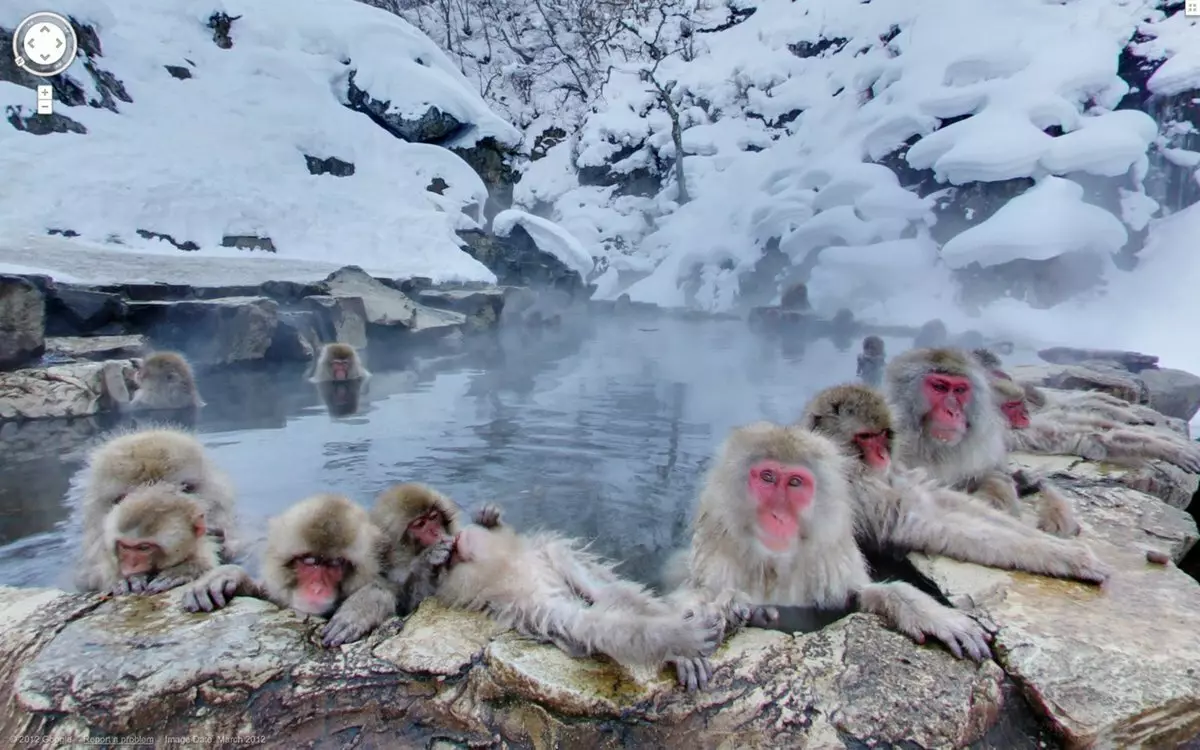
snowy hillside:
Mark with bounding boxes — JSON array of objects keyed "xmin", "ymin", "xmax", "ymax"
[
  {"xmin": 478, "ymin": 0, "xmax": 1200, "ymax": 318},
  {"xmin": 0, "ymin": 0, "xmax": 527, "ymax": 283}
]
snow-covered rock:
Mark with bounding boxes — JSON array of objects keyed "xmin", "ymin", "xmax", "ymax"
[
  {"xmin": 492, "ymin": 209, "xmax": 595, "ymax": 279},
  {"xmin": 0, "ymin": 0, "xmax": 526, "ymax": 284}
]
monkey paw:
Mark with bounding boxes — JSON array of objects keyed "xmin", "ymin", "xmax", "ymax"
[
  {"xmin": 906, "ymin": 611, "xmax": 992, "ymax": 662},
  {"xmin": 425, "ymin": 536, "xmax": 455, "ymax": 567},
  {"xmin": 144, "ymin": 575, "xmax": 193, "ymax": 595},
  {"xmin": 109, "ymin": 574, "xmax": 152, "ymax": 597},
  {"xmin": 473, "ymin": 504, "xmax": 502, "ymax": 528},
  {"xmin": 1173, "ymin": 446, "xmax": 1200, "ymax": 474},
  {"xmin": 181, "ymin": 573, "xmax": 240, "ymax": 613},
  {"xmin": 1037, "ymin": 509, "xmax": 1081, "ymax": 538},
  {"xmin": 1064, "ymin": 545, "xmax": 1113, "ymax": 585},
  {"xmin": 671, "ymin": 656, "xmax": 713, "ymax": 692},
  {"xmin": 320, "ymin": 615, "xmax": 370, "ymax": 648}
]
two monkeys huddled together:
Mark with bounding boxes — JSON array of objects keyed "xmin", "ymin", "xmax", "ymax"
[{"xmin": 78, "ymin": 339, "xmax": 1198, "ymax": 691}]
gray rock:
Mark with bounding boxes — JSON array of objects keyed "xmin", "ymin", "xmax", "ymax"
[
  {"xmin": 416, "ymin": 287, "xmax": 506, "ymax": 332},
  {"xmin": 125, "ymin": 297, "xmax": 279, "ymax": 366},
  {"xmin": 342, "ymin": 70, "xmax": 464, "ymax": 143},
  {"xmin": 320, "ymin": 267, "xmax": 464, "ymax": 335},
  {"xmin": 0, "ymin": 360, "xmax": 135, "ymax": 421},
  {"xmin": 0, "ymin": 276, "xmax": 45, "ymax": 370},
  {"xmin": 44, "ymin": 336, "xmax": 148, "ymax": 363},
  {"xmin": 1139, "ymin": 367, "xmax": 1200, "ymax": 421},
  {"xmin": 45, "ymin": 285, "xmax": 127, "ymax": 336},
  {"xmin": 1009, "ymin": 363, "xmax": 1148, "ymax": 405},
  {"xmin": 265, "ymin": 311, "xmax": 320, "ymax": 361},
  {"xmin": 1037, "ymin": 346, "xmax": 1159, "ymax": 373},
  {"xmin": 302, "ymin": 295, "xmax": 368, "ymax": 349}
]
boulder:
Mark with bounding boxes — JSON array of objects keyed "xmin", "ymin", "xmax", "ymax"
[
  {"xmin": 0, "ymin": 360, "xmax": 135, "ymax": 421},
  {"xmin": 125, "ymin": 297, "xmax": 279, "ymax": 367},
  {"xmin": 43, "ymin": 335, "xmax": 149, "ymax": 363},
  {"xmin": 320, "ymin": 267, "xmax": 465, "ymax": 336},
  {"xmin": 416, "ymin": 287, "xmax": 507, "ymax": 333},
  {"xmin": 1037, "ymin": 347, "xmax": 1159, "ymax": 373},
  {"xmin": 43, "ymin": 284, "xmax": 128, "ymax": 336},
  {"xmin": 456, "ymin": 229, "xmax": 585, "ymax": 294},
  {"xmin": 1139, "ymin": 368, "xmax": 1200, "ymax": 422},
  {"xmin": 301, "ymin": 295, "xmax": 368, "ymax": 349},
  {"xmin": 1009, "ymin": 364, "xmax": 1148, "ymax": 405},
  {"xmin": 266, "ymin": 310, "xmax": 321, "ymax": 361},
  {"xmin": 913, "ymin": 452, "xmax": 1200, "ymax": 749},
  {"xmin": 0, "ymin": 276, "xmax": 45, "ymax": 370}
]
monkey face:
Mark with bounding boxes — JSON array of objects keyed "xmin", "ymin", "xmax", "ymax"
[
  {"xmin": 746, "ymin": 460, "xmax": 814, "ymax": 552},
  {"xmin": 921, "ymin": 374, "xmax": 971, "ymax": 443},
  {"xmin": 853, "ymin": 431, "xmax": 891, "ymax": 471},
  {"xmin": 290, "ymin": 554, "xmax": 350, "ymax": 615},
  {"xmin": 330, "ymin": 358, "xmax": 351, "ymax": 380},
  {"xmin": 116, "ymin": 539, "xmax": 160, "ymax": 576},
  {"xmin": 406, "ymin": 510, "xmax": 446, "ymax": 548},
  {"xmin": 1000, "ymin": 400, "xmax": 1030, "ymax": 429}
]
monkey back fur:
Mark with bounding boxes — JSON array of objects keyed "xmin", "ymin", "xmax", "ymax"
[{"xmin": 801, "ymin": 383, "xmax": 895, "ymax": 460}]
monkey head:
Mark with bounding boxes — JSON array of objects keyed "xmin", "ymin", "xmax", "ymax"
[
  {"xmin": 324, "ymin": 343, "xmax": 357, "ymax": 381},
  {"xmin": 264, "ymin": 494, "xmax": 381, "ymax": 616},
  {"xmin": 862, "ymin": 335, "xmax": 885, "ymax": 357},
  {"xmin": 990, "ymin": 377, "xmax": 1030, "ymax": 429},
  {"xmin": 801, "ymin": 384, "xmax": 894, "ymax": 473},
  {"xmin": 86, "ymin": 428, "xmax": 214, "ymax": 507},
  {"xmin": 970, "ymin": 348, "xmax": 1003, "ymax": 372},
  {"xmin": 913, "ymin": 319, "xmax": 948, "ymax": 348},
  {"xmin": 706, "ymin": 422, "xmax": 851, "ymax": 554},
  {"xmin": 886, "ymin": 348, "xmax": 992, "ymax": 447},
  {"xmin": 371, "ymin": 483, "xmax": 462, "ymax": 551},
  {"xmin": 135, "ymin": 351, "xmax": 196, "ymax": 389},
  {"xmin": 104, "ymin": 484, "xmax": 206, "ymax": 577}
]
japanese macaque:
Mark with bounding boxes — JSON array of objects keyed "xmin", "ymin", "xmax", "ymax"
[
  {"xmin": 799, "ymin": 383, "xmax": 1109, "ymax": 578},
  {"xmin": 885, "ymin": 348, "xmax": 1020, "ymax": 516},
  {"xmin": 371, "ymin": 483, "xmax": 466, "ymax": 614},
  {"xmin": 317, "ymin": 380, "xmax": 366, "ymax": 418},
  {"xmin": 857, "ymin": 336, "xmax": 886, "ymax": 388},
  {"xmin": 991, "ymin": 377, "xmax": 1200, "ymax": 474},
  {"xmin": 127, "ymin": 351, "xmax": 204, "ymax": 411},
  {"xmin": 668, "ymin": 422, "xmax": 993, "ymax": 664},
  {"xmin": 97, "ymin": 484, "xmax": 221, "ymax": 596},
  {"xmin": 77, "ymin": 427, "xmax": 238, "ymax": 592},
  {"xmin": 436, "ymin": 506, "xmax": 722, "ymax": 690},
  {"xmin": 779, "ymin": 282, "xmax": 810, "ymax": 311},
  {"xmin": 311, "ymin": 343, "xmax": 370, "ymax": 383},
  {"xmin": 913, "ymin": 319, "xmax": 948, "ymax": 349},
  {"xmin": 182, "ymin": 494, "xmax": 396, "ymax": 647}
]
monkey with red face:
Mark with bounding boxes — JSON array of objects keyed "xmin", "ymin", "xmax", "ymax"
[
  {"xmin": 885, "ymin": 348, "xmax": 1020, "ymax": 516},
  {"xmin": 666, "ymin": 422, "xmax": 994, "ymax": 666},
  {"xmin": 182, "ymin": 494, "xmax": 396, "ymax": 647},
  {"xmin": 311, "ymin": 343, "xmax": 370, "ymax": 383},
  {"xmin": 800, "ymin": 383, "xmax": 1109, "ymax": 580}
]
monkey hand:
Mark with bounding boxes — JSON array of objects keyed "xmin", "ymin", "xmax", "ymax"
[
  {"xmin": 1168, "ymin": 442, "xmax": 1200, "ymax": 474},
  {"xmin": 671, "ymin": 656, "xmax": 713, "ymax": 692},
  {"xmin": 321, "ymin": 612, "xmax": 372, "ymax": 648},
  {"xmin": 181, "ymin": 565, "xmax": 245, "ymax": 613},
  {"xmin": 900, "ymin": 607, "xmax": 992, "ymax": 662},
  {"xmin": 108, "ymin": 574, "xmax": 152, "ymax": 597},
  {"xmin": 473, "ymin": 504, "xmax": 503, "ymax": 528},
  {"xmin": 143, "ymin": 575, "xmax": 193, "ymax": 595},
  {"xmin": 424, "ymin": 535, "xmax": 455, "ymax": 567},
  {"xmin": 1057, "ymin": 543, "xmax": 1113, "ymax": 585}
]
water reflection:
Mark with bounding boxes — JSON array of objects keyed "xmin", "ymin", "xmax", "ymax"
[{"xmin": 0, "ymin": 316, "xmax": 915, "ymax": 590}]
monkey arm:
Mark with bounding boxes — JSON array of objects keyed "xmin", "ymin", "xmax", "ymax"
[
  {"xmin": 856, "ymin": 581, "xmax": 991, "ymax": 661},
  {"xmin": 180, "ymin": 564, "xmax": 264, "ymax": 613},
  {"xmin": 1100, "ymin": 429, "xmax": 1200, "ymax": 473},
  {"xmin": 396, "ymin": 536, "xmax": 455, "ymax": 614},
  {"xmin": 322, "ymin": 579, "xmax": 398, "ymax": 647}
]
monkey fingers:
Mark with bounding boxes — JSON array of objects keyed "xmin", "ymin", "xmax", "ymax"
[
  {"xmin": 672, "ymin": 656, "xmax": 713, "ymax": 692},
  {"xmin": 473, "ymin": 504, "xmax": 503, "ymax": 528},
  {"xmin": 320, "ymin": 615, "xmax": 370, "ymax": 648},
  {"xmin": 181, "ymin": 573, "xmax": 240, "ymax": 612},
  {"xmin": 747, "ymin": 605, "xmax": 780, "ymax": 628},
  {"xmin": 143, "ymin": 575, "xmax": 193, "ymax": 595},
  {"xmin": 110, "ymin": 574, "xmax": 152, "ymax": 597},
  {"xmin": 915, "ymin": 611, "xmax": 991, "ymax": 662}
]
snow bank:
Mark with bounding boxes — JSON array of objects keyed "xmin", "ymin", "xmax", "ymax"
[
  {"xmin": 508, "ymin": 0, "xmax": 1184, "ymax": 312},
  {"xmin": 940, "ymin": 177, "xmax": 1128, "ymax": 269},
  {"xmin": 0, "ymin": 0, "xmax": 523, "ymax": 283},
  {"xmin": 492, "ymin": 210, "xmax": 595, "ymax": 278}
]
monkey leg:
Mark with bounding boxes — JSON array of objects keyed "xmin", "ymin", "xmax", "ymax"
[
  {"xmin": 322, "ymin": 581, "xmax": 398, "ymax": 647},
  {"xmin": 856, "ymin": 582, "xmax": 991, "ymax": 661},
  {"xmin": 473, "ymin": 504, "xmax": 503, "ymax": 529},
  {"xmin": 965, "ymin": 471, "xmax": 1021, "ymax": 517},
  {"xmin": 181, "ymin": 564, "xmax": 262, "ymax": 612},
  {"xmin": 542, "ymin": 542, "xmax": 677, "ymax": 617},
  {"xmin": 1033, "ymin": 482, "xmax": 1081, "ymax": 538}
]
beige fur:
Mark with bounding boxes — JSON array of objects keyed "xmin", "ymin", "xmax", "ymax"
[
  {"xmin": 129, "ymin": 351, "xmax": 204, "ymax": 411},
  {"xmin": 311, "ymin": 343, "xmax": 370, "ymax": 383},
  {"xmin": 668, "ymin": 421, "xmax": 993, "ymax": 662},
  {"xmin": 78, "ymin": 426, "xmax": 238, "ymax": 591},
  {"xmin": 371, "ymin": 483, "xmax": 464, "ymax": 614}
]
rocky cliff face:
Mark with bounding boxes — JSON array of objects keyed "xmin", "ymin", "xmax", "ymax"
[{"xmin": 0, "ymin": 375, "xmax": 1197, "ymax": 748}]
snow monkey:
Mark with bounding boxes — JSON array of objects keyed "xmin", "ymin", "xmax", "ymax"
[
  {"xmin": 857, "ymin": 335, "xmax": 886, "ymax": 388},
  {"xmin": 98, "ymin": 484, "xmax": 222, "ymax": 596},
  {"xmin": 78, "ymin": 427, "xmax": 238, "ymax": 593},
  {"xmin": 435, "ymin": 506, "xmax": 723, "ymax": 691},
  {"xmin": 182, "ymin": 494, "xmax": 396, "ymax": 647},
  {"xmin": 884, "ymin": 347, "xmax": 1020, "ymax": 516},
  {"xmin": 127, "ymin": 351, "xmax": 204, "ymax": 411},
  {"xmin": 311, "ymin": 342, "xmax": 370, "ymax": 382},
  {"xmin": 799, "ymin": 383, "xmax": 1110, "ymax": 581},
  {"xmin": 990, "ymin": 376, "xmax": 1200, "ymax": 475},
  {"xmin": 371, "ymin": 482, "xmax": 493, "ymax": 615},
  {"xmin": 668, "ymin": 422, "xmax": 993, "ymax": 664}
]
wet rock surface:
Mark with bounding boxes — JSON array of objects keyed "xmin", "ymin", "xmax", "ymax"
[
  {"xmin": 0, "ymin": 360, "xmax": 135, "ymax": 421},
  {"xmin": 0, "ymin": 276, "xmax": 45, "ymax": 371}
]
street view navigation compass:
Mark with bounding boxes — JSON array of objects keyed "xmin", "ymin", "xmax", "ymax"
[{"xmin": 13, "ymin": 11, "xmax": 79, "ymax": 78}]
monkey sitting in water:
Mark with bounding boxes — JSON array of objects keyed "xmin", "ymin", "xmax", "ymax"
[{"xmin": 125, "ymin": 351, "xmax": 205, "ymax": 411}]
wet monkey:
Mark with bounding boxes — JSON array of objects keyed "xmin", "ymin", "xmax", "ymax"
[
  {"xmin": 884, "ymin": 348, "xmax": 1020, "ymax": 515},
  {"xmin": 182, "ymin": 494, "xmax": 396, "ymax": 647},
  {"xmin": 311, "ymin": 343, "xmax": 370, "ymax": 383},
  {"xmin": 667, "ymin": 422, "xmax": 993, "ymax": 665},
  {"xmin": 98, "ymin": 484, "xmax": 222, "ymax": 595},
  {"xmin": 435, "ymin": 507, "xmax": 722, "ymax": 691},
  {"xmin": 127, "ymin": 351, "xmax": 204, "ymax": 411},
  {"xmin": 857, "ymin": 335, "xmax": 886, "ymax": 388},
  {"xmin": 77, "ymin": 427, "xmax": 238, "ymax": 592},
  {"xmin": 799, "ymin": 383, "xmax": 1109, "ymax": 580}
]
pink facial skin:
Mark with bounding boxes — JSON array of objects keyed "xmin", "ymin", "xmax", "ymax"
[
  {"xmin": 1001, "ymin": 400, "xmax": 1030, "ymax": 429},
  {"xmin": 291, "ymin": 556, "xmax": 347, "ymax": 615},
  {"xmin": 331, "ymin": 359, "xmax": 350, "ymax": 380},
  {"xmin": 407, "ymin": 511, "xmax": 445, "ymax": 548},
  {"xmin": 854, "ymin": 431, "xmax": 891, "ymax": 471},
  {"xmin": 747, "ymin": 460, "xmax": 815, "ymax": 551},
  {"xmin": 922, "ymin": 374, "xmax": 971, "ymax": 443}
]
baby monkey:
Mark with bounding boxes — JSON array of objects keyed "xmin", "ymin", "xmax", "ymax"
[
  {"xmin": 857, "ymin": 335, "xmax": 886, "ymax": 388},
  {"xmin": 127, "ymin": 351, "xmax": 205, "ymax": 411},
  {"xmin": 99, "ymin": 484, "xmax": 221, "ymax": 596}
]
